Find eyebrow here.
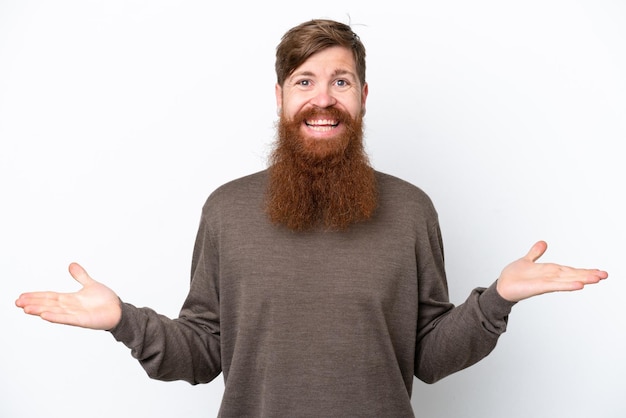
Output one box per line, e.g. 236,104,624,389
290,68,357,80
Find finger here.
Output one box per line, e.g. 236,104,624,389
540,280,586,293
22,302,72,316
521,276,585,296
17,293,66,314
597,270,609,280
68,262,94,286
590,268,609,280
525,240,548,262
15,291,60,308
561,268,608,284
40,311,86,327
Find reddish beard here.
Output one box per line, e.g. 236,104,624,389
266,107,378,231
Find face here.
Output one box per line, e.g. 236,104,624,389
268,46,376,231
275,46,368,143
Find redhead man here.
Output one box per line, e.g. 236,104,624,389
16,19,607,417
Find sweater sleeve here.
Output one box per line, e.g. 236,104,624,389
414,221,516,384
109,209,222,385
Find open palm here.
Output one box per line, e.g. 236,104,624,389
16,262,122,330
496,241,608,302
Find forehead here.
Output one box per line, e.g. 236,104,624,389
290,46,358,79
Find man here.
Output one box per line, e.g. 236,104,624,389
16,19,607,417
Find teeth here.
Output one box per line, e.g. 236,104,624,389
309,125,334,132
307,119,337,126
305,119,338,132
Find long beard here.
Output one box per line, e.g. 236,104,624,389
266,107,378,231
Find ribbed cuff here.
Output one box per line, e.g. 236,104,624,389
479,280,517,322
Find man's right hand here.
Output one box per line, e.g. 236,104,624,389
15,262,122,330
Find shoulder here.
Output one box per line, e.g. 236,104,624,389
203,170,268,212
208,170,267,198
366,170,440,241
375,171,436,213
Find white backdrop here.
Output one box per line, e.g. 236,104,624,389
1,1,624,417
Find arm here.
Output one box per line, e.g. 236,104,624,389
109,299,221,385
415,231,607,383
15,209,223,385
109,210,222,384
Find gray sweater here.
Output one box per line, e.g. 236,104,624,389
111,170,515,417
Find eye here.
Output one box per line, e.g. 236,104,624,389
335,79,350,88
296,79,311,87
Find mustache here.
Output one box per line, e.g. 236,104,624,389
291,106,353,125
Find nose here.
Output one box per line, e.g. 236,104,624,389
310,86,337,108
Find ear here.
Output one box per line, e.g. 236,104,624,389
361,82,369,116
275,83,283,113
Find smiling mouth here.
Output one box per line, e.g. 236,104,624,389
305,119,339,132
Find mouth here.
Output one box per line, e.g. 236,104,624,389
304,119,340,132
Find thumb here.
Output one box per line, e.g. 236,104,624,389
525,240,548,263
68,262,95,286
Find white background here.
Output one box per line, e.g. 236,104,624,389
1,1,624,417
